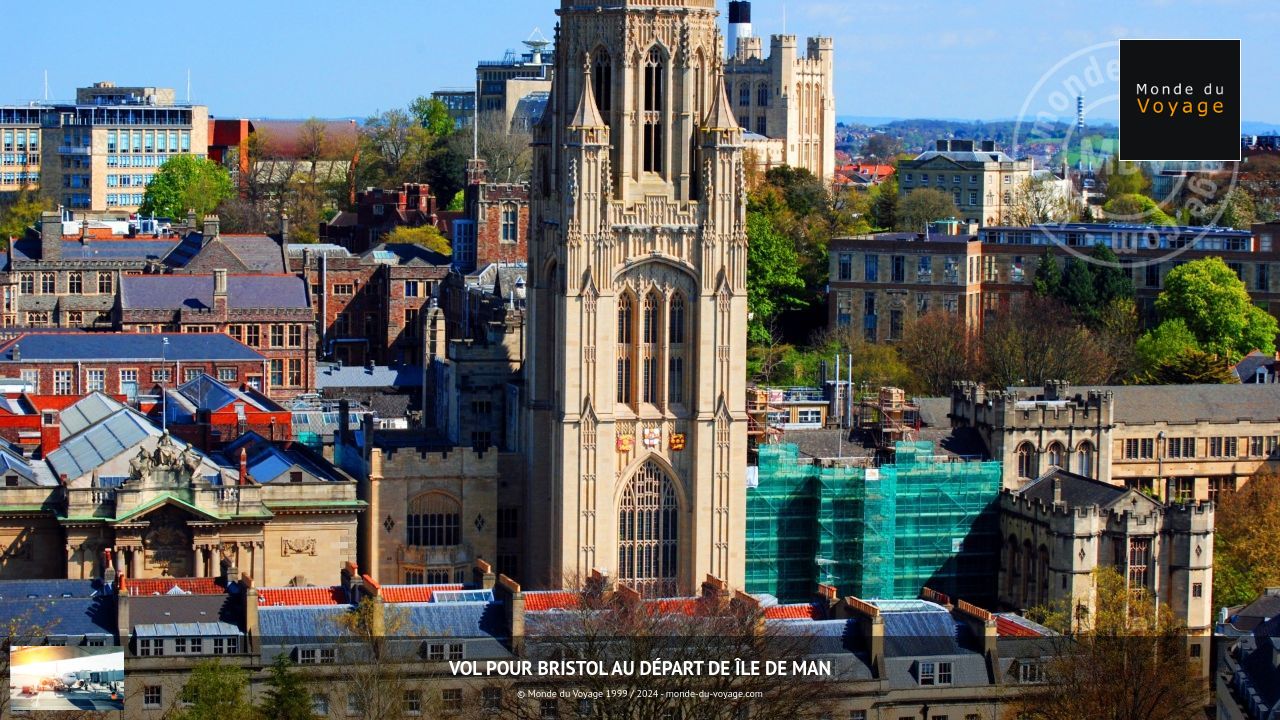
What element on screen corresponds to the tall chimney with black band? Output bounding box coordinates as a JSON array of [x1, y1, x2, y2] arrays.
[[727, 1, 752, 58]]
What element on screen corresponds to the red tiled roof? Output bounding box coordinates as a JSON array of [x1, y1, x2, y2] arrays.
[[764, 603, 824, 620], [648, 598, 703, 616], [257, 586, 347, 606], [381, 584, 464, 604], [124, 577, 223, 596], [996, 615, 1045, 638], [524, 591, 581, 612]]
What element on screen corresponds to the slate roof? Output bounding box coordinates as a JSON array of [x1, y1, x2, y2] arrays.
[[402, 601, 506, 638], [257, 605, 351, 640], [1235, 351, 1279, 384], [120, 274, 309, 310], [11, 237, 177, 263], [1228, 592, 1280, 634], [1017, 467, 1130, 509], [1238, 634, 1280, 710], [0, 333, 264, 362], [363, 243, 450, 267], [134, 621, 242, 637], [316, 364, 423, 389], [910, 148, 1015, 164], [174, 374, 277, 413], [3, 596, 116, 640], [130, 594, 241, 629], [219, 431, 346, 483], [0, 579, 104, 599], [0, 444, 37, 485], [1008, 383, 1280, 425], [165, 234, 286, 273]]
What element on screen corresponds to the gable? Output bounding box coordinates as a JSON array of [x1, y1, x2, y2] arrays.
[[182, 239, 251, 273]]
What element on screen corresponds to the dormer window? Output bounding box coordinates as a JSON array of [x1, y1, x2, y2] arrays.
[[918, 661, 952, 686]]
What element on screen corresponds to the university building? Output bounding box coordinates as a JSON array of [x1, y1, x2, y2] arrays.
[[897, 140, 1035, 227], [524, 0, 750, 595], [723, 1, 836, 180], [827, 222, 1277, 341]]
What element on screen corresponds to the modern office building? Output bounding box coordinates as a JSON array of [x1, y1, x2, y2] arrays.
[[476, 33, 554, 132]]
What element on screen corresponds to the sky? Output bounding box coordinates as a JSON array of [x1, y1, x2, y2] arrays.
[[2, 0, 1276, 123]]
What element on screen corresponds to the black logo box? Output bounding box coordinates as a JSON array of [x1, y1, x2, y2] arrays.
[[1119, 39, 1241, 162]]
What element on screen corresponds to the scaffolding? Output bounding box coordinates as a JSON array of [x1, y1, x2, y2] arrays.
[[745, 441, 1002, 604], [853, 387, 922, 457]]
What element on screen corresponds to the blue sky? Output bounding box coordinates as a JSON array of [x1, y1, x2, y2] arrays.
[[2, 0, 1275, 122]]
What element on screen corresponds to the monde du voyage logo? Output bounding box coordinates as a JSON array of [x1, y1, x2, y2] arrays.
[[1120, 39, 1241, 162]]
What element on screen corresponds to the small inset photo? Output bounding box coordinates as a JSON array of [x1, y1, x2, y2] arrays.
[[9, 645, 125, 713]]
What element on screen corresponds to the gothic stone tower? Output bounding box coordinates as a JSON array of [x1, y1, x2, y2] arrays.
[[525, 0, 748, 596]]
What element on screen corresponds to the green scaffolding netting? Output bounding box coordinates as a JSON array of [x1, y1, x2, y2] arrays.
[[746, 441, 1002, 604]]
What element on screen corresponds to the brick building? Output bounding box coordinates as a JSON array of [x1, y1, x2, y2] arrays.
[[290, 243, 449, 367], [0, 333, 269, 401], [159, 374, 293, 450], [320, 183, 442, 254], [116, 270, 313, 400], [451, 160, 530, 273]]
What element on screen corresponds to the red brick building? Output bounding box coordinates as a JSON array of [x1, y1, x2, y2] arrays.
[[290, 244, 449, 366], [320, 183, 444, 253], [160, 373, 293, 450], [116, 270, 313, 399], [0, 333, 270, 400], [451, 159, 529, 273]]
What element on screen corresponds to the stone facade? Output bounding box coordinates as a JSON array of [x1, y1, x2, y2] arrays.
[[898, 140, 1033, 226], [950, 381, 1280, 501], [725, 33, 836, 181], [525, 0, 750, 595]]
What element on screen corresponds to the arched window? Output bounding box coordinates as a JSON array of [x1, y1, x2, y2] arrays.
[[739, 81, 751, 106], [1016, 442, 1037, 480], [1046, 442, 1066, 469], [641, 291, 660, 403], [642, 47, 665, 174], [617, 294, 634, 405], [592, 50, 612, 117], [757, 82, 770, 107], [618, 461, 679, 597], [1077, 441, 1096, 478], [668, 293, 686, 405], [406, 493, 461, 547]]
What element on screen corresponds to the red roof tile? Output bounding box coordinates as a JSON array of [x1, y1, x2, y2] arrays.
[[124, 577, 223, 596], [996, 615, 1045, 638], [523, 591, 581, 612], [257, 586, 347, 606], [381, 584, 464, 604], [764, 603, 824, 620]]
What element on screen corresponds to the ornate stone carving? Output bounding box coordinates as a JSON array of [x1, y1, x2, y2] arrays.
[[282, 537, 317, 557]]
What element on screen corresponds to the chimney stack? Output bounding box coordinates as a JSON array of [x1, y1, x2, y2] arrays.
[[280, 212, 290, 245], [202, 215, 220, 242], [186, 208, 197, 230], [727, 1, 753, 58], [39, 211, 62, 262], [39, 410, 60, 458]]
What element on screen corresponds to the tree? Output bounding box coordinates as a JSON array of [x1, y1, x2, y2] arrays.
[[861, 133, 901, 160], [258, 653, 317, 720], [764, 166, 827, 219], [979, 296, 1116, 387], [1089, 244, 1134, 309], [895, 187, 958, 231], [1007, 174, 1070, 226], [1137, 348, 1238, 385], [1057, 258, 1098, 322], [1011, 567, 1206, 720], [476, 111, 532, 184], [1102, 193, 1176, 226], [1203, 188, 1257, 229], [1216, 471, 1280, 611], [0, 188, 52, 246], [1031, 251, 1061, 297], [1095, 298, 1141, 383], [868, 173, 898, 230], [1156, 257, 1278, 359], [897, 310, 974, 395], [170, 660, 258, 720], [745, 210, 807, 343], [409, 96, 455, 137], [1099, 154, 1150, 200], [811, 326, 916, 390], [1134, 318, 1201, 376], [384, 225, 451, 256], [139, 155, 234, 219]]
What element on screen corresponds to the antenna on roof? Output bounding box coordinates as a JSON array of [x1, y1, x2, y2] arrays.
[[43, 70, 48, 102], [186, 69, 191, 104]]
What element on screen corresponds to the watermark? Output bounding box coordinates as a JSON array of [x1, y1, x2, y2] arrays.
[[1012, 40, 1240, 268]]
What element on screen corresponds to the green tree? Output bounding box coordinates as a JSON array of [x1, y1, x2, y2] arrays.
[[258, 654, 316, 720], [1089, 244, 1134, 308], [745, 211, 806, 343], [763, 166, 827, 219], [1156, 257, 1278, 358], [1134, 318, 1201, 375], [1138, 348, 1238, 385], [1100, 154, 1150, 199], [139, 155, 234, 219], [895, 187, 958, 231], [409, 96, 455, 137], [1103, 193, 1176, 225], [1031, 250, 1061, 297], [1205, 188, 1257, 229], [868, 173, 898, 230], [171, 660, 258, 720], [0, 189, 52, 245], [383, 225, 452, 256], [1057, 258, 1098, 322]]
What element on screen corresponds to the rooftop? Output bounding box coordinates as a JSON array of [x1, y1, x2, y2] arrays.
[[0, 333, 265, 362], [120, 274, 309, 311]]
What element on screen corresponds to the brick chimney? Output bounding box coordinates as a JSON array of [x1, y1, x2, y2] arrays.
[[39, 410, 60, 458], [844, 596, 885, 678], [40, 211, 62, 262], [472, 559, 496, 590], [238, 447, 249, 485]]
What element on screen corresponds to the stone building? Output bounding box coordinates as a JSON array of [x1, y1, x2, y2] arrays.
[[450, 159, 531, 274], [999, 468, 1214, 657], [0, 393, 362, 586], [524, 0, 750, 595], [897, 140, 1034, 226], [826, 222, 1275, 341], [950, 381, 1280, 501], [723, 15, 836, 181], [117, 268, 315, 400]]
